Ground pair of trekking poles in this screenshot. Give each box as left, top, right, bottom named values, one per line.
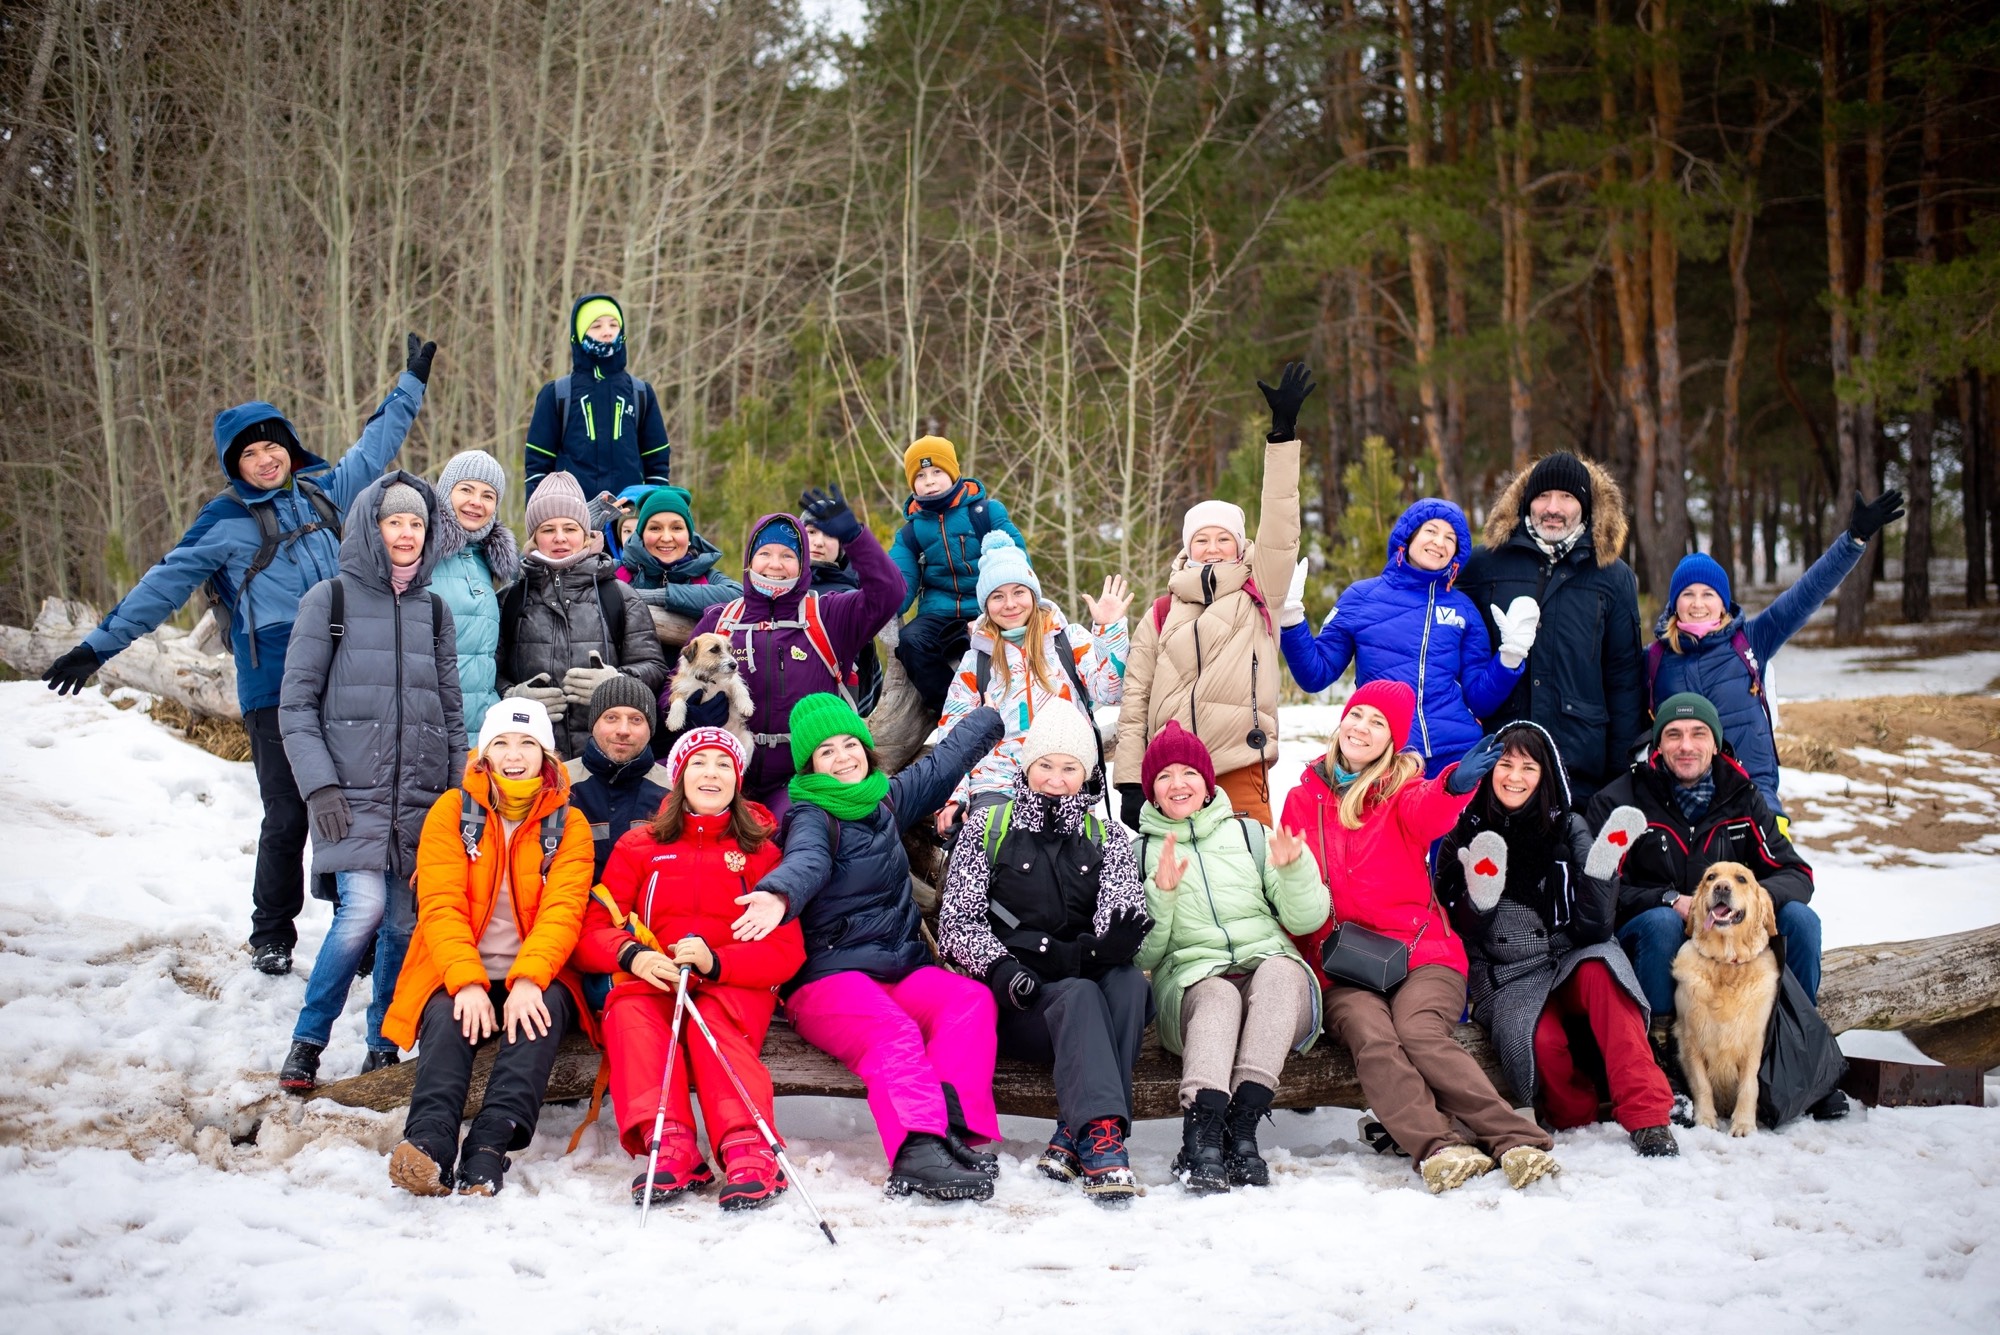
left=638, top=965, right=838, bottom=1245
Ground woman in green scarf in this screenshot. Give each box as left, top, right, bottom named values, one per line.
left=729, top=693, right=1008, bottom=1201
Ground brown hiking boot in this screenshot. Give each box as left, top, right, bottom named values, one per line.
left=388, top=1140, right=452, bottom=1198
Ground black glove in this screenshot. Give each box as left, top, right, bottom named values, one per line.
left=986, top=956, right=1039, bottom=1012
left=1256, top=361, right=1316, bottom=443
left=1118, top=784, right=1143, bottom=831
left=798, top=483, right=861, bottom=544
left=41, top=643, right=100, bottom=696
left=1445, top=732, right=1505, bottom=796
left=1084, top=905, right=1151, bottom=969
left=1847, top=488, right=1905, bottom=543
left=405, top=332, right=438, bottom=385
left=307, top=786, right=353, bottom=845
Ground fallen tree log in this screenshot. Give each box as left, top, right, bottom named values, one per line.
left=311, top=921, right=2000, bottom=1123
left=0, top=597, right=240, bottom=718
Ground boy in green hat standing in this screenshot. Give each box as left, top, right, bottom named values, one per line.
left=525, top=294, right=668, bottom=502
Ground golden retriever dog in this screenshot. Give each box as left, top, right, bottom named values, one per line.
left=664, top=633, right=755, bottom=747
left=1672, top=862, right=1780, bottom=1137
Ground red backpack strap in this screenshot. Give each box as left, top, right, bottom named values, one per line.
left=1730, top=629, right=1774, bottom=728
left=1150, top=594, right=1173, bottom=634
left=715, top=597, right=747, bottom=637
left=798, top=593, right=841, bottom=677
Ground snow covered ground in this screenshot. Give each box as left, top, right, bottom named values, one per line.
left=2, top=669, right=1997, bottom=1333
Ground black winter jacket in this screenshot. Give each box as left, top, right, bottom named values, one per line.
left=811, top=555, right=885, bottom=717
left=496, top=549, right=668, bottom=761
left=1458, top=458, right=1644, bottom=798
left=1584, top=754, right=1814, bottom=928
left=564, top=741, right=672, bottom=881
left=760, top=708, right=1004, bottom=996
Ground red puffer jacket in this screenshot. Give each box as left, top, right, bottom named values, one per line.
left=573, top=805, right=806, bottom=1017
left=1283, top=757, right=1475, bottom=984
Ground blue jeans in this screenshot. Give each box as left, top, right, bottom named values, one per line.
left=1617, top=900, right=1822, bottom=1014
left=291, top=869, right=416, bottom=1052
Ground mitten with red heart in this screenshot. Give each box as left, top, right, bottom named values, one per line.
left=1456, top=831, right=1509, bottom=911
left=1586, top=806, right=1647, bottom=880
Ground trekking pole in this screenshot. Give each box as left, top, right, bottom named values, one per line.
left=682, top=995, right=838, bottom=1246
left=638, top=964, right=694, bottom=1229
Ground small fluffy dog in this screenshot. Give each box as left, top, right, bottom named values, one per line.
left=1672, top=861, right=1780, bottom=1137
left=664, top=633, right=754, bottom=748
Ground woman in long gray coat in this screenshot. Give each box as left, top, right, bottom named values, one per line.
left=496, top=470, right=667, bottom=761
left=277, top=472, right=466, bottom=1092
left=1434, top=721, right=1679, bottom=1158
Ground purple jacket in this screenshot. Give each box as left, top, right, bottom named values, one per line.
left=670, top=512, right=903, bottom=813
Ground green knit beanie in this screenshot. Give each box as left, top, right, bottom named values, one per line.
left=634, top=485, right=695, bottom=536
left=1652, top=692, right=1725, bottom=749
left=788, top=693, right=874, bottom=770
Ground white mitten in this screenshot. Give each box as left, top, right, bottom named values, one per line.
left=1456, top=830, right=1509, bottom=911
left=506, top=673, right=568, bottom=720
left=1490, top=596, right=1542, bottom=670
left=1586, top=806, right=1647, bottom=880
left=562, top=651, right=622, bottom=704
left=1280, top=558, right=1311, bottom=629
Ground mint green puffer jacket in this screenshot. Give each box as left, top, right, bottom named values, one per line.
left=1134, top=793, right=1330, bottom=1054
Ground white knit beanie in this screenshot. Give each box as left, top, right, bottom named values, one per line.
left=477, top=698, right=557, bottom=758
left=1181, top=499, right=1248, bottom=556
left=1017, top=701, right=1100, bottom=771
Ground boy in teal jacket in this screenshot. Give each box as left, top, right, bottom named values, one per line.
left=889, top=435, right=1026, bottom=713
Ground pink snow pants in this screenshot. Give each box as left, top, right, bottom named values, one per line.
left=785, top=966, right=1000, bottom=1161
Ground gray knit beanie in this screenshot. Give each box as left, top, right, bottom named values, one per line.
left=436, top=450, right=508, bottom=533
left=377, top=482, right=427, bottom=522
left=588, top=672, right=659, bottom=736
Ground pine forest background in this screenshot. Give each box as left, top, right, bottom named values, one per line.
left=4, top=0, right=2000, bottom=643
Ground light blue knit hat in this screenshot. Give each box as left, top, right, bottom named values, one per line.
left=975, top=531, right=1040, bottom=608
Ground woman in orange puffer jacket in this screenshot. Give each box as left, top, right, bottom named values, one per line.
left=381, top=697, right=595, bottom=1199
left=574, top=727, right=807, bottom=1212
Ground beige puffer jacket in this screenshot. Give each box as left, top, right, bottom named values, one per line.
left=1113, top=438, right=1301, bottom=781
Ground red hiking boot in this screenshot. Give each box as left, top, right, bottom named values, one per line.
left=630, top=1128, right=714, bottom=1207
left=717, top=1137, right=788, bottom=1212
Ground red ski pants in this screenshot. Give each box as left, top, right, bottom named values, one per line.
left=1533, top=960, right=1675, bottom=1132
left=604, top=987, right=778, bottom=1159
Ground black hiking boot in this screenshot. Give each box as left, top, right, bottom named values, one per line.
left=886, top=1133, right=993, bottom=1201
left=279, top=1040, right=322, bottom=1094
left=1038, top=1122, right=1082, bottom=1183
left=456, top=1145, right=510, bottom=1197
left=940, top=1082, right=999, bottom=1178
left=1809, top=1089, right=1851, bottom=1121
left=1224, top=1081, right=1275, bottom=1186
left=251, top=943, right=293, bottom=976
left=1631, top=1124, right=1680, bottom=1158
left=1172, top=1089, right=1230, bottom=1195
left=360, top=1049, right=400, bottom=1075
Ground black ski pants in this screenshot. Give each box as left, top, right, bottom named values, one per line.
left=404, top=982, right=576, bottom=1172
left=996, top=965, right=1150, bottom=1131
left=245, top=705, right=310, bottom=950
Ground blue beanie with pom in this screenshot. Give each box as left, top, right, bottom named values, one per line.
left=975, top=531, right=1040, bottom=608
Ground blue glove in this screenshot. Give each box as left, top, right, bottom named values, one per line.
left=1446, top=733, right=1505, bottom=795
left=799, top=484, right=861, bottom=544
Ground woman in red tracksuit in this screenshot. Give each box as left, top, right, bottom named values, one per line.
left=574, top=726, right=806, bottom=1211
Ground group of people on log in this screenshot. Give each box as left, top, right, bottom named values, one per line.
left=41, top=300, right=1901, bottom=1208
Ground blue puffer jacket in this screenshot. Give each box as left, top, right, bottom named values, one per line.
left=430, top=524, right=515, bottom=747
left=1281, top=499, right=1520, bottom=775
left=890, top=478, right=1027, bottom=619
left=86, top=373, right=425, bottom=712
left=1648, top=533, right=1865, bottom=812
left=758, top=708, right=1003, bottom=996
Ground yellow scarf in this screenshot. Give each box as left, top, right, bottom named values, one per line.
left=490, top=772, right=542, bottom=822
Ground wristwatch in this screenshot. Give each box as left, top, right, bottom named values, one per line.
left=1662, top=890, right=1683, bottom=907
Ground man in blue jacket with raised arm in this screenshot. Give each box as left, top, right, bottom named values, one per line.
left=41, top=334, right=437, bottom=977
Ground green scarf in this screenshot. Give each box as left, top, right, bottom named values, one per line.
left=788, top=768, right=892, bottom=821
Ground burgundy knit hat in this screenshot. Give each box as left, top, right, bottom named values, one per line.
left=1141, top=719, right=1216, bottom=800
left=1342, top=679, right=1417, bottom=754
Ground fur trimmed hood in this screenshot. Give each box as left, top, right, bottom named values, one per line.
left=1481, top=455, right=1630, bottom=567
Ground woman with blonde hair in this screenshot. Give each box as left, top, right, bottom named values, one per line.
left=931, top=531, right=1129, bottom=834
left=1282, top=680, right=1558, bottom=1194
